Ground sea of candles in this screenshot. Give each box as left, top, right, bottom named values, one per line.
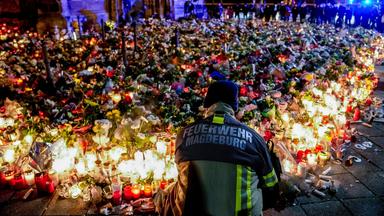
left=0, top=21, right=383, bottom=206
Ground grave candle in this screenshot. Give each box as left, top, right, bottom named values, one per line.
left=123, top=185, right=133, bottom=201
left=35, top=172, right=47, bottom=193
left=143, top=184, right=152, bottom=197
left=11, top=173, right=25, bottom=189
left=46, top=180, right=55, bottom=194
left=70, top=185, right=81, bottom=199
left=318, top=152, right=330, bottom=167
left=160, top=180, right=168, bottom=190
left=131, top=184, right=141, bottom=199
left=4, top=170, right=15, bottom=183
left=24, top=170, right=35, bottom=186
left=113, top=190, right=122, bottom=205
left=307, top=153, right=317, bottom=166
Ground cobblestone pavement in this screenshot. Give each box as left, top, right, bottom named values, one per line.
left=0, top=69, right=383, bottom=216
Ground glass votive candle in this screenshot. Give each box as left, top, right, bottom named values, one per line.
left=307, top=153, right=317, bottom=166
left=123, top=185, right=133, bottom=201
left=112, top=179, right=122, bottom=205
left=35, top=172, right=47, bottom=193
left=4, top=170, right=15, bottom=183
left=296, top=162, right=307, bottom=177
left=11, top=173, right=26, bottom=190
left=24, top=170, right=35, bottom=186
left=318, top=151, right=330, bottom=167
left=70, top=185, right=81, bottom=199
left=159, top=180, right=167, bottom=190
left=112, top=190, right=122, bottom=205
left=143, top=184, right=152, bottom=197
left=46, top=180, right=55, bottom=194
left=131, top=184, right=141, bottom=199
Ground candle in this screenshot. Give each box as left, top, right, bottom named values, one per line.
left=307, top=153, right=317, bottom=166
left=70, top=185, right=81, bottom=199
left=35, top=172, right=47, bottom=193
left=123, top=185, right=133, bottom=201
left=46, top=181, right=55, bottom=194
left=296, top=162, right=307, bottom=177
left=143, top=184, right=152, bottom=197
left=353, top=108, right=360, bottom=121
left=318, top=152, right=330, bottom=167
left=160, top=180, right=167, bottom=190
left=11, top=173, right=26, bottom=190
left=113, top=190, right=121, bottom=205
left=131, top=184, right=141, bottom=199
left=24, top=170, right=35, bottom=186
left=252, top=64, right=256, bottom=75
left=0, top=171, right=7, bottom=187
left=4, top=170, right=15, bottom=182
left=283, top=159, right=293, bottom=174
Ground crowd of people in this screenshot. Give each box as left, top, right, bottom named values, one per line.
left=207, top=2, right=384, bottom=33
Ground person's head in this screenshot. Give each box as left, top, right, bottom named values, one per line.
left=203, top=80, right=239, bottom=112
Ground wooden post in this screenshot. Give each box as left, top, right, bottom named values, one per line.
left=77, top=15, right=82, bottom=38
left=175, top=27, right=180, bottom=49
left=133, top=21, right=137, bottom=52
left=101, top=19, right=105, bottom=40
left=121, top=30, right=128, bottom=77
left=42, top=40, right=53, bottom=87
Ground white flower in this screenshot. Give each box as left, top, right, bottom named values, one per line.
left=156, top=141, right=167, bottom=155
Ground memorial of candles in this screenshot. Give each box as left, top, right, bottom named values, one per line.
left=0, top=19, right=383, bottom=206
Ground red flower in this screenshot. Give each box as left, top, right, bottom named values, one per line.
left=0, top=106, right=5, bottom=113
left=263, top=130, right=274, bottom=141
left=124, top=93, right=132, bottom=104
left=85, top=90, right=94, bottom=97
left=106, top=69, right=115, bottom=78
left=73, top=125, right=92, bottom=134
left=296, top=150, right=305, bottom=163
left=353, top=108, right=360, bottom=121
left=315, top=145, right=323, bottom=153
left=365, top=98, right=372, bottom=106
left=239, top=86, right=247, bottom=96
left=17, top=114, right=24, bottom=120
left=304, top=149, right=312, bottom=157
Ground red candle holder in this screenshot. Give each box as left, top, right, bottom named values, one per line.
left=11, top=173, right=26, bottom=190
left=123, top=185, right=133, bottom=201
left=35, top=172, right=48, bottom=193
left=46, top=180, right=55, bottom=194
left=113, top=190, right=122, bottom=205
left=131, top=184, right=141, bottom=199
left=0, top=171, right=7, bottom=187
left=4, top=170, right=15, bottom=185
left=160, top=180, right=167, bottom=190
left=143, top=184, right=152, bottom=198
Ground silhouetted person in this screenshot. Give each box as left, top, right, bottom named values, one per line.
left=299, top=4, right=307, bottom=23
left=345, top=5, right=352, bottom=26
left=292, top=4, right=299, bottom=22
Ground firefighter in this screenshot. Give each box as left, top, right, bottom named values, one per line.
left=154, top=80, right=279, bottom=216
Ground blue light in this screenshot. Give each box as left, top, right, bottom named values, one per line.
left=363, top=0, right=371, bottom=5
left=348, top=0, right=353, bottom=4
